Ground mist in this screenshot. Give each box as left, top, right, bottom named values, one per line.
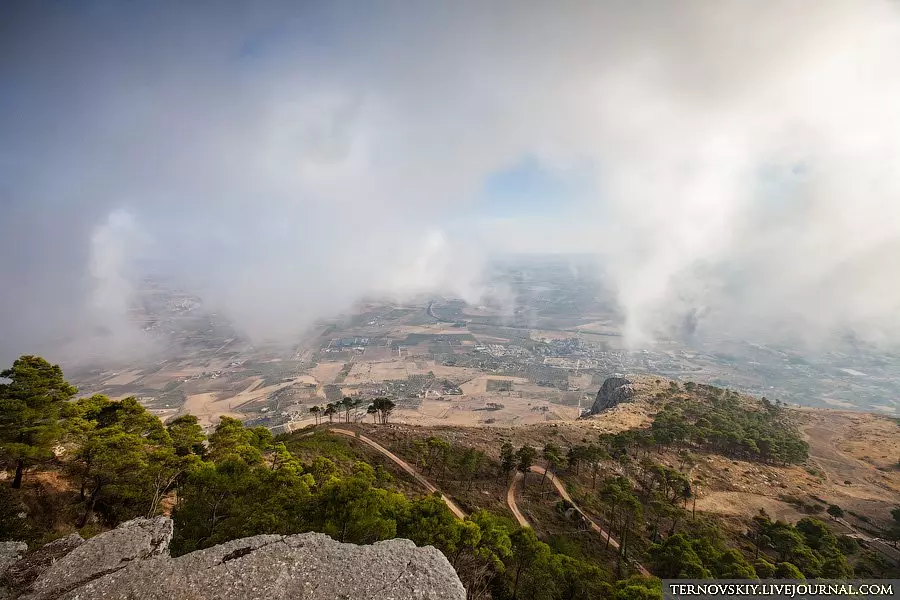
left=3, top=1, right=900, bottom=367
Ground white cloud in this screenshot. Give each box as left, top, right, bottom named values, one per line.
left=4, top=1, right=900, bottom=363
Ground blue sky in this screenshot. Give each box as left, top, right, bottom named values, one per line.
left=477, top=155, right=592, bottom=218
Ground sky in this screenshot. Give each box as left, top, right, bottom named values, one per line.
left=3, top=1, right=900, bottom=366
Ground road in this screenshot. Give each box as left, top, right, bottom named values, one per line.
left=508, top=465, right=650, bottom=576
left=426, top=300, right=455, bottom=324
left=329, top=428, right=467, bottom=520
left=312, top=427, right=652, bottom=574
left=507, top=472, right=531, bottom=528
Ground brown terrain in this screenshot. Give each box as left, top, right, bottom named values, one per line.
left=337, top=374, right=899, bottom=545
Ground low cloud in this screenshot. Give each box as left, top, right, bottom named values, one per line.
left=3, top=1, right=900, bottom=366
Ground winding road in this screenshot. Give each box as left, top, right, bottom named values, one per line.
left=329, top=428, right=467, bottom=519
left=507, top=465, right=650, bottom=576
left=319, top=426, right=650, bottom=575
left=507, top=472, right=531, bottom=528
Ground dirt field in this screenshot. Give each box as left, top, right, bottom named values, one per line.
left=180, top=376, right=310, bottom=428
left=459, top=376, right=529, bottom=395
left=308, top=361, right=347, bottom=384
left=392, top=395, right=579, bottom=427
left=101, top=369, right=144, bottom=386
left=695, top=491, right=808, bottom=523
left=345, top=361, right=408, bottom=384
left=181, top=392, right=245, bottom=428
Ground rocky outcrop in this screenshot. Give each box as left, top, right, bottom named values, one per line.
left=0, top=542, right=27, bottom=579
left=2, top=535, right=83, bottom=599
left=3, top=518, right=466, bottom=600
left=23, top=517, right=172, bottom=600
left=589, top=377, right=634, bottom=414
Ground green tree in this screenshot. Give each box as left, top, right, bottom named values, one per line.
left=0, top=355, right=77, bottom=488
left=458, top=448, right=485, bottom=491
left=585, top=445, right=609, bottom=489
left=166, top=415, right=206, bottom=457
left=65, top=396, right=167, bottom=526
left=890, top=507, right=900, bottom=541
left=714, top=548, right=757, bottom=578
left=459, top=511, right=513, bottom=599
left=541, top=443, right=562, bottom=489
left=145, top=444, right=200, bottom=518
left=748, top=508, right=772, bottom=558
left=516, top=445, right=537, bottom=487
left=613, top=577, right=663, bottom=600
left=774, top=561, right=805, bottom=579
left=341, top=397, right=357, bottom=423
left=754, top=558, right=776, bottom=578
left=372, top=397, right=396, bottom=424
left=207, top=417, right=264, bottom=464
left=649, top=534, right=711, bottom=578
left=500, top=442, right=516, bottom=477
left=425, top=436, right=451, bottom=480
left=398, top=494, right=475, bottom=563
left=599, top=476, right=632, bottom=550
left=617, top=492, right=643, bottom=565
left=507, top=527, right=551, bottom=600
left=172, top=454, right=314, bottom=554
left=769, top=522, right=805, bottom=562
left=567, top=445, right=584, bottom=475
left=312, top=462, right=402, bottom=543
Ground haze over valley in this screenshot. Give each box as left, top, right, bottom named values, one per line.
left=65, top=258, right=900, bottom=432
left=3, top=3, right=900, bottom=595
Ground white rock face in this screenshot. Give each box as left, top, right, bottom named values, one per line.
left=6, top=518, right=466, bottom=600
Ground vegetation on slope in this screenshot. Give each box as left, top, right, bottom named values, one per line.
left=2, top=356, right=898, bottom=599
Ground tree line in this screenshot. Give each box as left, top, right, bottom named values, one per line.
left=308, top=396, right=396, bottom=425
left=649, top=384, right=809, bottom=465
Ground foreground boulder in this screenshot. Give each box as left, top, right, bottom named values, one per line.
left=0, top=542, right=27, bottom=581
left=2, top=535, right=83, bottom=599
left=589, top=377, right=634, bottom=414
left=23, top=517, right=172, bottom=600
left=7, top=518, right=466, bottom=600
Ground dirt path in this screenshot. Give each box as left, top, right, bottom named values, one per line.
left=329, top=428, right=467, bottom=519
left=506, top=472, right=530, bottom=528
left=527, top=465, right=651, bottom=576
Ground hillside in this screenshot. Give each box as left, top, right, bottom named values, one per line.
left=2, top=356, right=899, bottom=600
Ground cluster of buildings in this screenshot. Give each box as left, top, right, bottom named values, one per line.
left=323, top=337, right=371, bottom=353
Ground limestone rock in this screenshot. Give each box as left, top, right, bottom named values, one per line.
left=18, top=518, right=465, bottom=600
left=589, top=377, right=634, bottom=414
left=2, top=534, right=83, bottom=598
left=23, top=517, right=172, bottom=600
left=0, top=542, right=27, bottom=578
left=1, top=540, right=28, bottom=598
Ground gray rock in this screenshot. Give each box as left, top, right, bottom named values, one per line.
left=0, top=542, right=27, bottom=578
left=23, top=518, right=172, bottom=600
left=20, top=518, right=465, bottom=600
left=589, top=377, right=634, bottom=414
left=0, top=541, right=26, bottom=599
left=2, top=534, right=83, bottom=598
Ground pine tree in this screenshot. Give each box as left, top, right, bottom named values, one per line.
left=0, top=355, right=77, bottom=488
